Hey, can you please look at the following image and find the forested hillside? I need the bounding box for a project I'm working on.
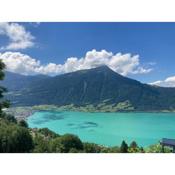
[2,66,175,111]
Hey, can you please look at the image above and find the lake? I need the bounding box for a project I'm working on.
[27,111,175,147]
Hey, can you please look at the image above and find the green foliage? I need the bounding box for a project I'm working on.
[49,137,65,153]
[2,113,17,123]
[68,148,80,153]
[83,143,102,153]
[0,60,34,153]
[145,143,172,153]
[114,100,134,111]
[5,115,17,123]
[18,120,28,128]
[38,128,59,139]
[50,134,83,153]
[100,146,121,153]
[130,141,138,149]
[1,100,10,108]
[31,128,60,153]
[0,119,33,153]
[128,147,143,153]
[33,134,50,153]
[0,60,10,114]
[0,60,5,80]
[120,141,128,153]
[128,141,140,153]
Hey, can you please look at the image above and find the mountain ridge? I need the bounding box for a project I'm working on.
[1,66,175,111]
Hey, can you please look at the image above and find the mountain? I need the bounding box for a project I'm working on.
[1,71,48,91]
[1,66,175,111]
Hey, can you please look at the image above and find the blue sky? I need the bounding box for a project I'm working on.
[0,22,175,86]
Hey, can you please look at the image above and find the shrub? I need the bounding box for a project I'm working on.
[83,142,101,153]
[38,128,59,139]
[33,135,50,153]
[145,143,172,153]
[50,134,83,153]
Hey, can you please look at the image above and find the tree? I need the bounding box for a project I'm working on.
[11,126,34,153]
[38,128,59,139]
[0,120,34,153]
[50,134,83,153]
[120,141,128,153]
[140,147,145,153]
[0,60,9,116]
[18,120,28,128]
[3,114,17,123]
[49,137,65,153]
[128,141,141,153]
[130,141,138,149]
[33,135,50,153]
[104,146,121,153]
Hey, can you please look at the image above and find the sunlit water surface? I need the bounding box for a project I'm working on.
[27,111,175,147]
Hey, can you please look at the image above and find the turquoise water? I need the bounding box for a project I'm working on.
[27,111,175,147]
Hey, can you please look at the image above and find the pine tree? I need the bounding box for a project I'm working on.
[120,140,128,153]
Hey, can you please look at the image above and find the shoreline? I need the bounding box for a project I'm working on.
[5,105,175,120]
[5,107,37,121]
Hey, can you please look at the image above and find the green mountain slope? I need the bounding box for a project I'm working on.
[2,66,175,111]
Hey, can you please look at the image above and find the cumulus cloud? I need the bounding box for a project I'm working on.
[0,49,152,76]
[150,76,175,87]
[0,22,35,50]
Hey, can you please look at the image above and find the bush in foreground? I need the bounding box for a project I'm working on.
[33,135,50,153]
[145,143,172,153]
[50,134,84,153]
[83,143,102,153]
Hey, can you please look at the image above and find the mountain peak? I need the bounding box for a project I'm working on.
[93,65,111,70]
[91,65,123,77]
[88,65,116,74]
[64,65,116,76]
[96,65,110,69]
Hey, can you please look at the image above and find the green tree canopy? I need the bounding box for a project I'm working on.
[83,142,101,153]
[33,135,50,153]
[50,134,83,153]
[0,119,33,153]
[18,119,28,128]
[38,128,59,139]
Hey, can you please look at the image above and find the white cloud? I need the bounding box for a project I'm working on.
[150,76,175,87]
[0,49,152,76]
[0,22,35,50]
